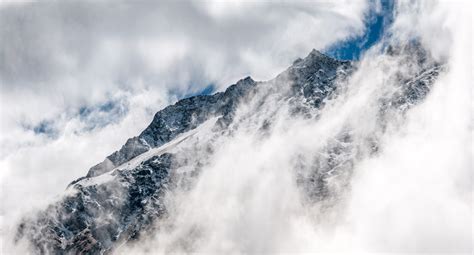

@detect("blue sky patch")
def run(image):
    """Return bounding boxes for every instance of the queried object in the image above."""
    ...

[25,98,130,139]
[32,120,59,138]
[78,99,129,132]
[324,0,394,60]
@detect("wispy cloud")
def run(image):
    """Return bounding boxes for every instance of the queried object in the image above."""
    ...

[0,0,370,251]
[2,0,471,253]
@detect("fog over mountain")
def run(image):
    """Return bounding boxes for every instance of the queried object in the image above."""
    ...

[1,0,472,254]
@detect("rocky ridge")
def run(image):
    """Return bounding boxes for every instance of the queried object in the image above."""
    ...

[16,47,442,254]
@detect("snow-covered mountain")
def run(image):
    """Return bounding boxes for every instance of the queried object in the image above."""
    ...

[15,46,442,254]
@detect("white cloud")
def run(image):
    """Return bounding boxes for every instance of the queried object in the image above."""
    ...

[117,0,472,253]
[0,0,370,250]
[344,1,472,251]
[5,0,470,253]
[0,0,369,153]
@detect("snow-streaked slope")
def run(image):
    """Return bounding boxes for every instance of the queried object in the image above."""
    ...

[15,46,444,254]
[76,117,220,188]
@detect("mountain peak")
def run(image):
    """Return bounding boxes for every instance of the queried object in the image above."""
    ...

[306,49,337,61]
[309,48,324,56]
[237,76,254,84]
[290,49,343,70]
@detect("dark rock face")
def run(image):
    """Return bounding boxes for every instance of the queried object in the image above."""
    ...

[87,76,257,178]
[18,153,174,254]
[287,50,351,102]
[16,48,442,254]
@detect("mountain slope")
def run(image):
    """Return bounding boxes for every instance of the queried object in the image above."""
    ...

[15,47,442,254]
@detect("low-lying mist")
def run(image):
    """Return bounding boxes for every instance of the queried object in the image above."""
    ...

[117,1,471,253]
[3,0,471,253]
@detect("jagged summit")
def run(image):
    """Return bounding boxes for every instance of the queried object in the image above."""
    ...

[290,49,349,72]
[237,76,254,84]
[309,48,326,57]
[307,48,341,62]
[292,49,345,67]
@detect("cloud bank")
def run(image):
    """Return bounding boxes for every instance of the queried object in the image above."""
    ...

[0,0,369,250]
[1,0,472,253]
[117,0,472,253]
